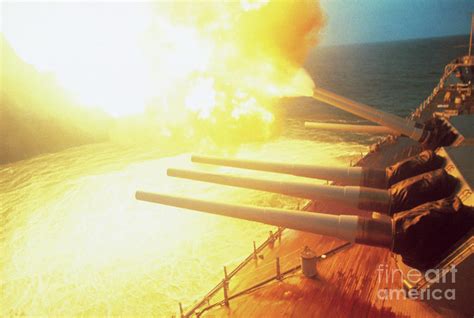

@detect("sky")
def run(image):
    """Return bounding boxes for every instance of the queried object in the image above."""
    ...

[319,0,474,46]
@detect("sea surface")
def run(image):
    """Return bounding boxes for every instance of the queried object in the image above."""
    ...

[0,35,469,316]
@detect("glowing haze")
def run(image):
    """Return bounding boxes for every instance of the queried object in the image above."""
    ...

[1,2,328,316]
[2,1,324,130]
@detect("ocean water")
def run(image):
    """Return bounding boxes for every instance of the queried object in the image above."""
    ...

[0,35,469,316]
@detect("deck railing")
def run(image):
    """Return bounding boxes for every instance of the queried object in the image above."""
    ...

[409,59,461,120]
[178,227,285,317]
[177,225,351,318]
[188,242,352,317]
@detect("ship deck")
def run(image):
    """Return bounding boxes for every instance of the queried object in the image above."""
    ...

[188,62,474,318]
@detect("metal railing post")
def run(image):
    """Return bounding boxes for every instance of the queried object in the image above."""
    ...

[268,231,275,249]
[253,241,258,261]
[223,266,229,306]
[276,257,281,280]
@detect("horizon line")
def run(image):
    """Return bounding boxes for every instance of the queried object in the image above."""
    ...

[319,32,470,49]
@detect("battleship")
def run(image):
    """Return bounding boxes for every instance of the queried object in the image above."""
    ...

[136,16,474,318]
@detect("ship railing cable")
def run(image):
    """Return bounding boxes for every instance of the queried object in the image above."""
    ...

[190,242,353,318]
[179,227,285,318]
[410,59,459,121]
[179,217,353,317]
[195,251,301,311]
[226,247,304,284]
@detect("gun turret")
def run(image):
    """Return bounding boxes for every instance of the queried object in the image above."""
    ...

[312,87,425,141]
[167,168,392,213]
[192,154,386,187]
[135,192,473,270]
[192,150,445,189]
[311,87,463,149]
[167,167,458,215]
[304,122,399,135]
[135,191,393,248]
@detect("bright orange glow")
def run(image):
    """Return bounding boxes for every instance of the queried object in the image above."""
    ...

[1,1,328,316]
[2,1,323,130]
[0,138,362,316]
[2,3,155,117]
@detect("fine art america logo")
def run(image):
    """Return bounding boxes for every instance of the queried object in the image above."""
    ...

[375,263,457,300]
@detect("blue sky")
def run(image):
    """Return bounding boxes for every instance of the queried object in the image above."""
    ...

[319,0,474,45]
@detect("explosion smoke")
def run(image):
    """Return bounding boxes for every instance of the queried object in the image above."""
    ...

[2,1,325,145]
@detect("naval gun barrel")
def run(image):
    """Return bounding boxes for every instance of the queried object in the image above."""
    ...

[312,87,425,141]
[167,168,391,213]
[192,155,387,188]
[135,191,393,248]
[304,122,399,135]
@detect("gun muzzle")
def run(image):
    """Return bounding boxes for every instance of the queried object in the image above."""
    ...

[135,191,393,248]
[192,155,388,188]
[304,122,399,135]
[167,168,392,213]
[312,87,425,141]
